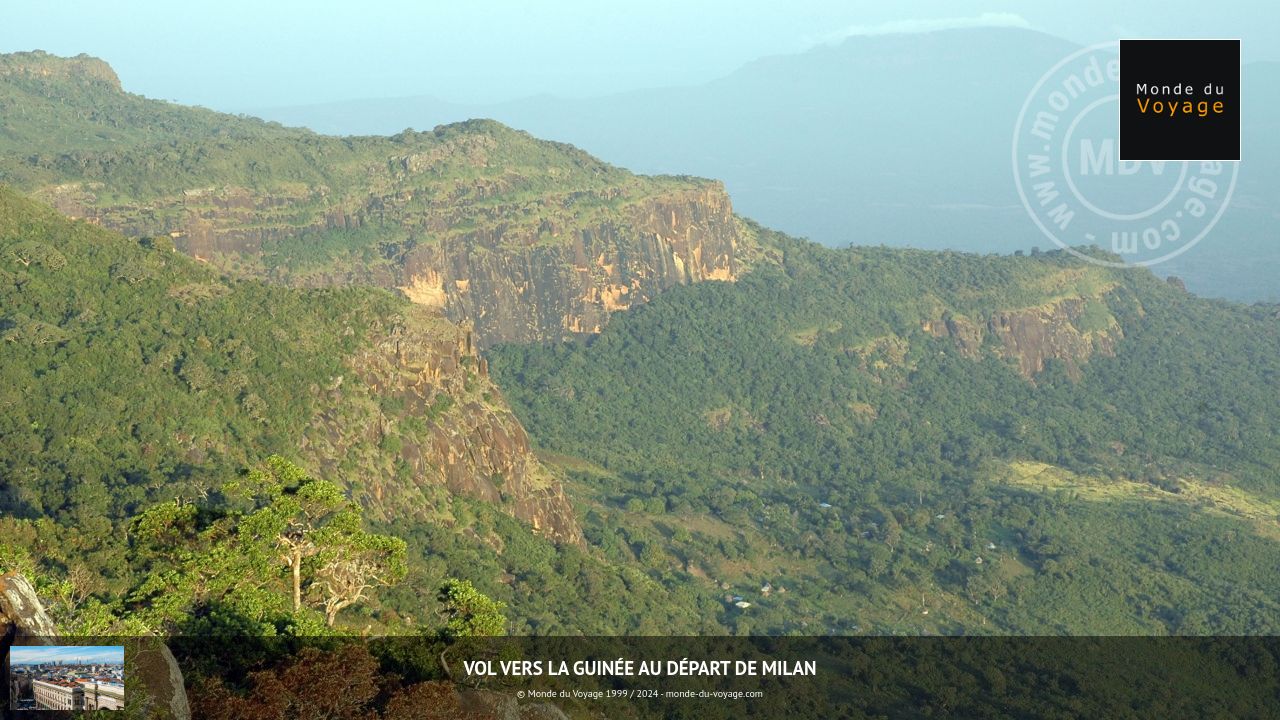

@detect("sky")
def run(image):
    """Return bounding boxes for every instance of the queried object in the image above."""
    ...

[1,1,1276,110]
[10,646,124,665]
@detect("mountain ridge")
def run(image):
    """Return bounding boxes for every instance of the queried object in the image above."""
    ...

[249,27,1279,303]
[0,52,749,347]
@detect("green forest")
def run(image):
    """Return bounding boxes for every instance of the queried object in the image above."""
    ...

[2,41,1279,720]
[3,46,1280,645]
[0,186,722,638]
[490,226,1280,634]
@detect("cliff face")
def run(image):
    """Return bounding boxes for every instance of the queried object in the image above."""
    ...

[924,295,1122,379]
[301,306,582,544]
[399,184,739,345]
[41,176,742,348]
[6,54,749,348]
[0,50,121,89]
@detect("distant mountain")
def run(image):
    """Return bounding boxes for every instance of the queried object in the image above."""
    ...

[257,28,1280,303]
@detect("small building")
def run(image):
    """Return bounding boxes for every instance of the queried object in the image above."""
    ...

[734,601,752,609]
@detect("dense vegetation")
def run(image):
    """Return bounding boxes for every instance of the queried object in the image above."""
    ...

[5,181,1279,638]
[0,186,722,635]
[491,226,1280,634]
[4,48,1280,641]
[0,50,706,284]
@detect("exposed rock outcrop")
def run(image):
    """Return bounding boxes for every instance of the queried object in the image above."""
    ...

[301,306,582,544]
[44,180,743,348]
[402,183,740,345]
[0,574,55,639]
[925,295,1122,379]
[0,50,121,89]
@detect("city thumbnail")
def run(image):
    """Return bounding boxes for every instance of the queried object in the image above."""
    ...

[8,646,124,711]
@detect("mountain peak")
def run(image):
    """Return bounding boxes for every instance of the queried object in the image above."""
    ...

[0,50,121,91]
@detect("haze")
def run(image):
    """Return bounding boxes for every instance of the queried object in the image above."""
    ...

[1,1,1276,109]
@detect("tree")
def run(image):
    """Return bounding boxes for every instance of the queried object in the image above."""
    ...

[240,456,347,612]
[122,457,408,633]
[230,456,408,627]
[437,578,506,639]
[435,578,506,679]
[312,515,407,627]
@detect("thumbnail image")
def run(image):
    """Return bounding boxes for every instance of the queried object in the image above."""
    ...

[8,646,124,711]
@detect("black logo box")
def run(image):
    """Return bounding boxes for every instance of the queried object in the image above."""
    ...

[1120,39,1240,161]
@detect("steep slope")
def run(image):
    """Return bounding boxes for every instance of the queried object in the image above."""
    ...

[0,51,747,347]
[491,227,1280,634]
[0,184,577,543]
[1,185,750,635]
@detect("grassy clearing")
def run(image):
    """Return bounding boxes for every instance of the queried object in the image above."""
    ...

[1003,461,1280,540]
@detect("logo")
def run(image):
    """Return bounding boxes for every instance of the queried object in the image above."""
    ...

[1119,39,1240,161]
[1012,42,1238,268]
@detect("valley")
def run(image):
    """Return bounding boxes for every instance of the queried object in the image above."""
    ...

[1,50,1278,643]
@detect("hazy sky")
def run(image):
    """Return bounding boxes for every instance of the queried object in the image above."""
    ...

[10,646,124,665]
[1,1,1275,109]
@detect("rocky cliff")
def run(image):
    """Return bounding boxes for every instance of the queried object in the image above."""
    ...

[302,305,582,544]
[397,182,740,345]
[37,148,744,348]
[0,50,121,89]
[1,54,748,347]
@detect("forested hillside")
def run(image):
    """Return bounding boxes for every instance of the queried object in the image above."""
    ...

[3,48,1279,641]
[491,226,1280,634]
[0,186,724,635]
[0,51,747,347]
[5,186,1279,638]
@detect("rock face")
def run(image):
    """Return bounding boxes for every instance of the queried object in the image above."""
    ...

[1,574,190,719]
[925,296,1122,379]
[0,50,121,89]
[128,642,194,720]
[302,306,582,544]
[0,574,56,638]
[400,183,740,346]
[44,177,742,348]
